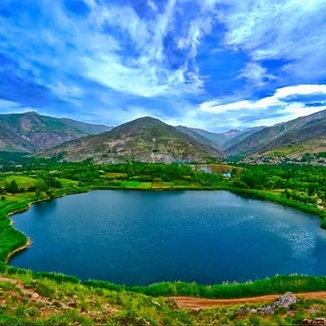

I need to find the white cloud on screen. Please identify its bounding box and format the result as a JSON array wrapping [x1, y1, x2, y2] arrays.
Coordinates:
[[147, 0, 158, 12], [275, 84, 326, 98], [50, 82, 83, 98], [77, 0, 213, 97], [200, 84, 326, 113], [238, 62, 276, 86], [199, 84, 326, 129], [82, 55, 179, 97], [0, 99, 37, 115], [0, 99, 21, 110], [200, 97, 281, 114], [217, 0, 326, 79]]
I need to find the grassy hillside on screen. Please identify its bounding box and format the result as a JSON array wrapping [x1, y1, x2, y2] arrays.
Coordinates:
[[41, 117, 224, 163], [2, 263, 326, 324]]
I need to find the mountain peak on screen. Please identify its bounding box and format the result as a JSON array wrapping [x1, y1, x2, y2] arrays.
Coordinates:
[[129, 116, 164, 124], [23, 111, 40, 116], [0, 112, 112, 153], [42, 116, 224, 163]]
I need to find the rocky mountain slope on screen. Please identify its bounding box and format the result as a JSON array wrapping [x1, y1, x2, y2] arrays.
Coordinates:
[[224, 109, 326, 158], [1, 109, 325, 161], [0, 111, 112, 153], [41, 116, 224, 163], [175, 126, 224, 153], [178, 126, 266, 151], [186, 127, 241, 148], [222, 126, 265, 151]]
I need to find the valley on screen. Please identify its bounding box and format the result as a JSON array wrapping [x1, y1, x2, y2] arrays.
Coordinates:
[[0, 110, 325, 324]]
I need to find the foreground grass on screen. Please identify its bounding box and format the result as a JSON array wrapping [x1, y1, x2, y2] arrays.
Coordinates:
[[1, 263, 326, 325], [85, 274, 326, 299]]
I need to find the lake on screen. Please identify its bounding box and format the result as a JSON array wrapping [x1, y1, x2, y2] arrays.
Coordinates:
[[9, 190, 326, 285]]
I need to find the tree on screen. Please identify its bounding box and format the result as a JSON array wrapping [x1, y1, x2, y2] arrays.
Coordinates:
[[5, 180, 19, 194], [35, 179, 47, 193]]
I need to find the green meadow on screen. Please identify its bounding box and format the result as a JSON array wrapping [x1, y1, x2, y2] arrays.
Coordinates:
[[0, 159, 326, 324]]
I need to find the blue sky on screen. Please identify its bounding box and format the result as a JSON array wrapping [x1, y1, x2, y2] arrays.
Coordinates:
[[1, 0, 326, 132]]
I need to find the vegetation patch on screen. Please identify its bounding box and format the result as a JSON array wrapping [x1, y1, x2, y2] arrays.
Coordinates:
[[0, 158, 326, 324]]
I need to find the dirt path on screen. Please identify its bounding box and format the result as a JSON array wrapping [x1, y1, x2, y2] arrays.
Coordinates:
[[172, 291, 326, 309], [2, 276, 326, 311]]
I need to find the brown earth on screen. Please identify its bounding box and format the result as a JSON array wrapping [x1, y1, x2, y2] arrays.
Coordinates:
[[2, 276, 326, 311], [172, 292, 326, 309]]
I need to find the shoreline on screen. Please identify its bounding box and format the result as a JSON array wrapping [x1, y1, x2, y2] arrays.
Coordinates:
[[3, 185, 326, 266], [5, 238, 31, 264]]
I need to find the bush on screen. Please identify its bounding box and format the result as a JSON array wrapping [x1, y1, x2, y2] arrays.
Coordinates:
[[321, 217, 326, 229]]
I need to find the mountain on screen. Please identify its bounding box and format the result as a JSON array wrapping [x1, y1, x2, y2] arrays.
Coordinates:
[[186, 127, 242, 148], [177, 125, 267, 153], [222, 126, 265, 150], [175, 126, 224, 153], [225, 109, 326, 158], [59, 117, 111, 135], [2, 109, 325, 162], [0, 111, 112, 153], [256, 119, 326, 158], [41, 116, 224, 163]]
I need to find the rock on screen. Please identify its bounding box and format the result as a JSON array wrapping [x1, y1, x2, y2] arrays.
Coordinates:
[[189, 308, 202, 316], [102, 304, 118, 314], [151, 300, 161, 307], [31, 293, 39, 300], [270, 291, 296, 309], [299, 318, 326, 325], [236, 306, 246, 315], [262, 306, 275, 315], [254, 292, 296, 315], [315, 318, 326, 324], [67, 299, 77, 307]]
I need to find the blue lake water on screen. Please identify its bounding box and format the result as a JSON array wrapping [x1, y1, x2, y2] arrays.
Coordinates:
[[9, 190, 326, 285]]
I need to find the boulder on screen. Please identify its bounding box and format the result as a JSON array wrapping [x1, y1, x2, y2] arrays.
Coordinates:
[[250, 292, 297, 315], [270, 291, 296, 309]]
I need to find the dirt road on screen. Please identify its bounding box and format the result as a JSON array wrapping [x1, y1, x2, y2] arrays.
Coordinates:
[[172, 291, 326, 309]]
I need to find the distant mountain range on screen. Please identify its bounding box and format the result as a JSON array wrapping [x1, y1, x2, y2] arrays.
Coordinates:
[[224, 109, 326, 158], [0, 111, 112, 153], [0, 109, 325, 163]]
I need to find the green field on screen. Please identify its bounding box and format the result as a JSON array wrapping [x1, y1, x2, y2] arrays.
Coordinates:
[[0, 161, 326, 324]]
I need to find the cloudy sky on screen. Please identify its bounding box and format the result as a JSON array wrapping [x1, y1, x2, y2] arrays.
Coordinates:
[[1, 0, 326, 132]]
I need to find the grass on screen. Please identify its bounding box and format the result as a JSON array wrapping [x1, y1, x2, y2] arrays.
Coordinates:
[[57, 178, 79, 187], [226, 187, 326, 223], [104, 172, 128, 179], [84, 274, 326, 299], [0, 264, 326, 325], [121, 181, 142, 188], [139, 182, 153, 189], [1, 170, 326, 324], [1, 176, 37, 188]]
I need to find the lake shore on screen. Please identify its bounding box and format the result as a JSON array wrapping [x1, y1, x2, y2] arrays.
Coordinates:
[[5, 238, 31, 264], [3, 184, 326, 265]]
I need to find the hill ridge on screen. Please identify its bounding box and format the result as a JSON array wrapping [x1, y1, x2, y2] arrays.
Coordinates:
[[40, 116, 224, 163]]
